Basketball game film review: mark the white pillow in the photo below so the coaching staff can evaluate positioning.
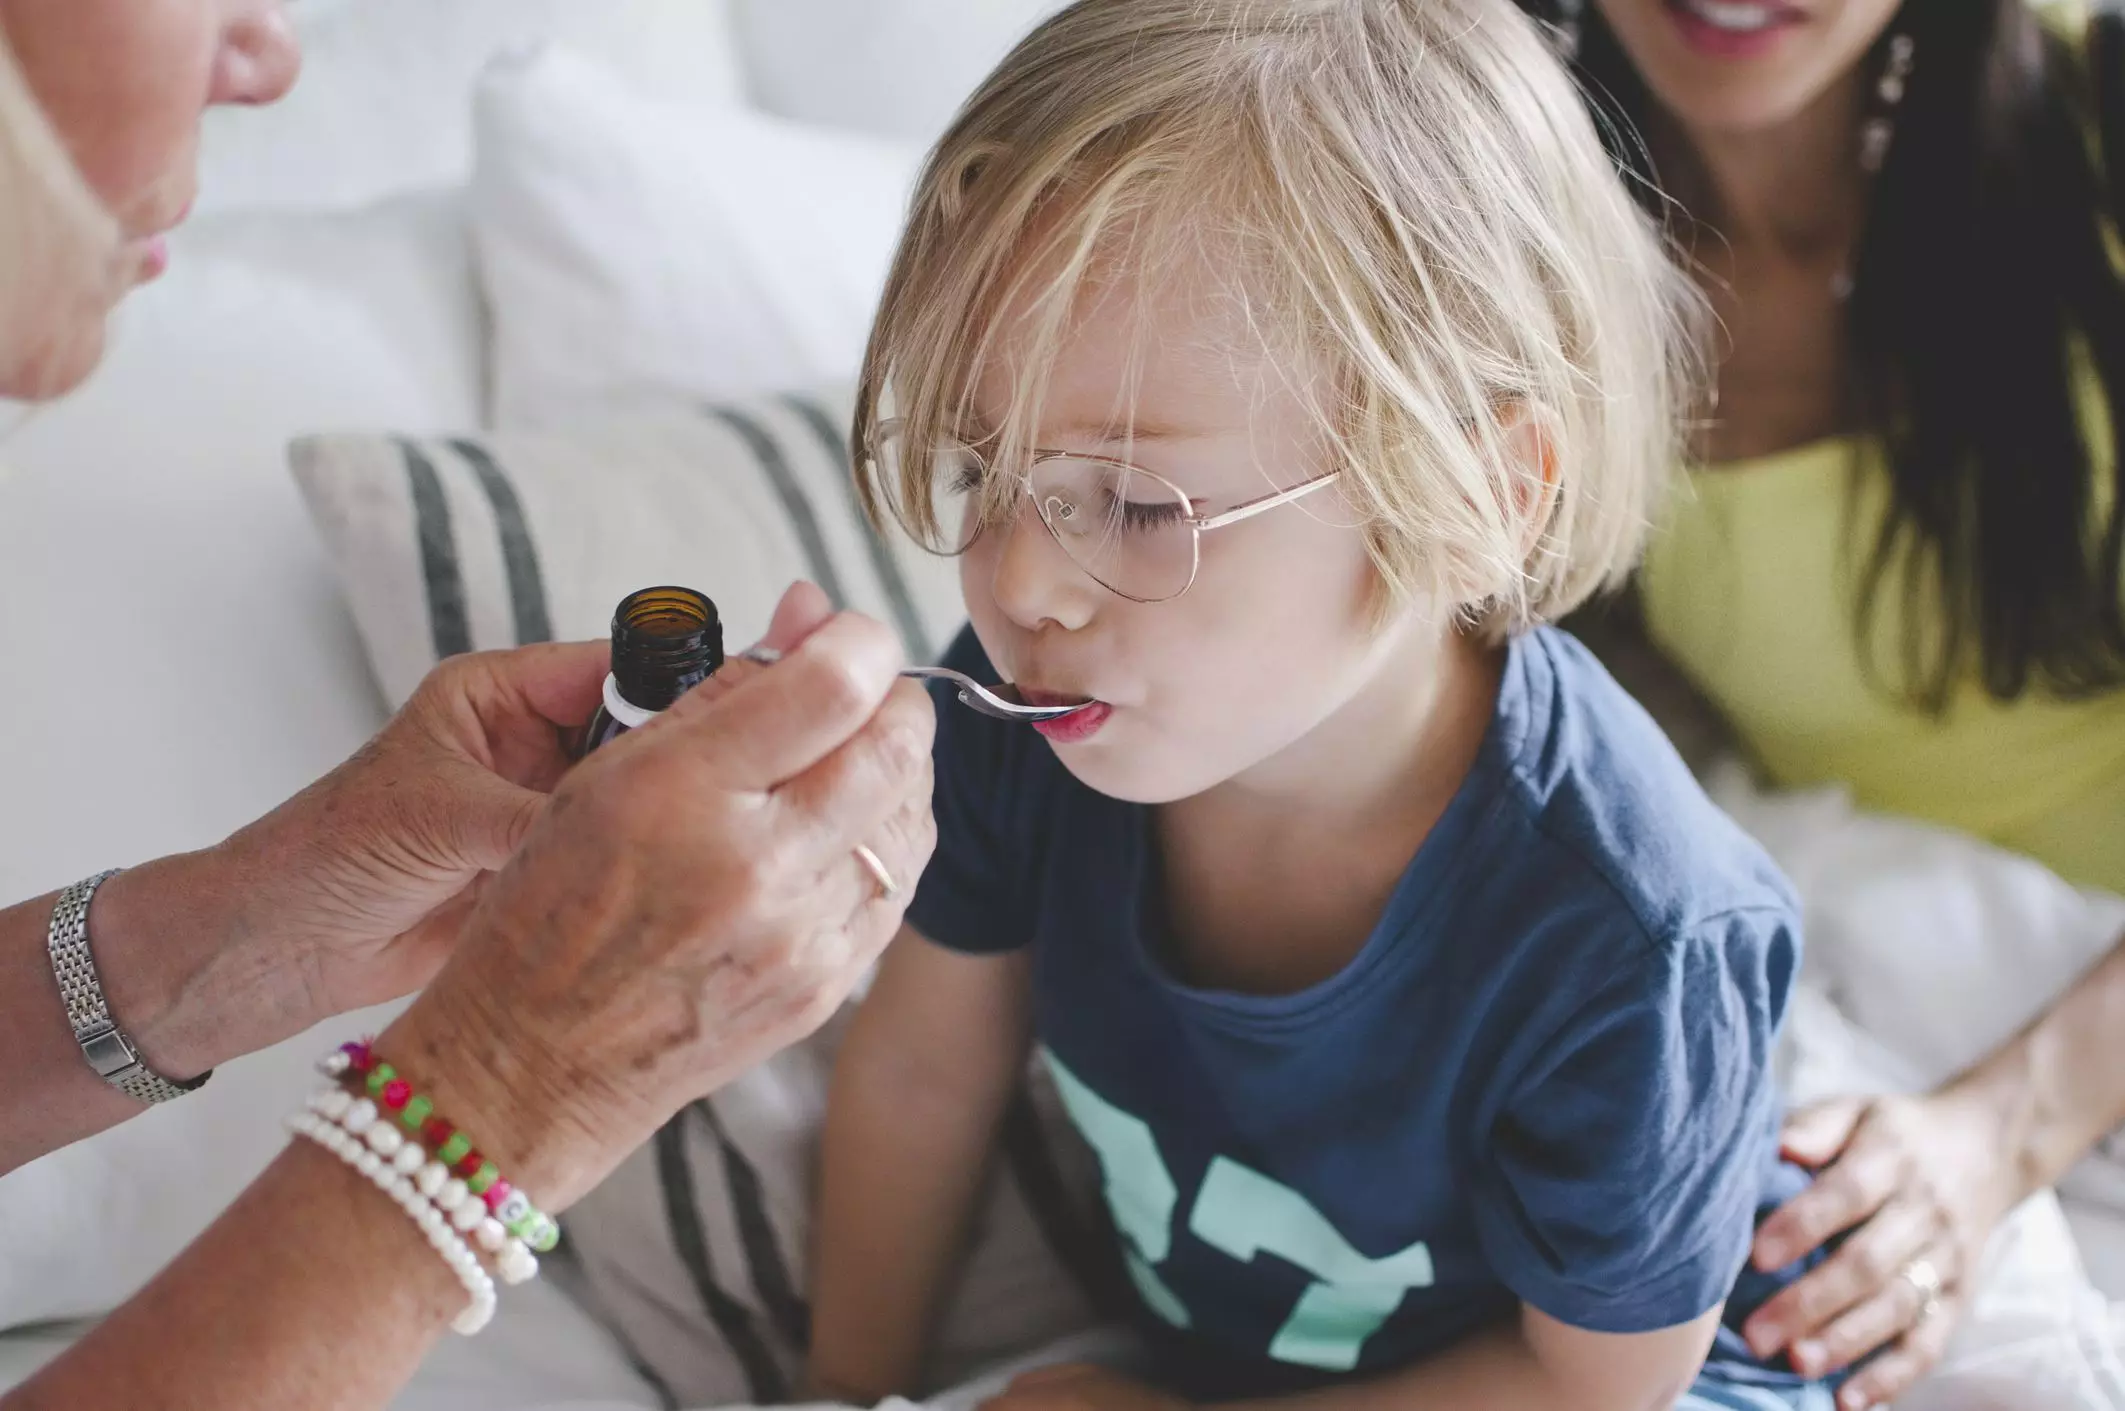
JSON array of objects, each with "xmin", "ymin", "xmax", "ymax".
[
  {"xmin": 730, "ymin": 0, "xmax": 1066, "ymax": 143},
  {"xmin": 199, "ymin": 0, "xmax": 744, "ymax": 213},
  {"xmin": 0, "ymin": 191, "xmax": 483, "ymax": 1330},
  {"xmin": 290, "ymin": 391, "xmax": 966, "ymax": 710},
  {"xmin": 470, "ymin": 45, "xmax": 925, "ymax": 429}
]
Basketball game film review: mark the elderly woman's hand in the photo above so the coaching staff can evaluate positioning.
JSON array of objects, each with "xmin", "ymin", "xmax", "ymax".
[
  {"xmin": 1743, "ymin": 1085, "xmax": 2027, "ymax": 1411},
  {"xmin": 374, "ymin": 593, "xmax": 935, "ymax": 1205},
  {"xmin": 201, "ymin": 637, "xmax": 609, "ymax": 1042}
]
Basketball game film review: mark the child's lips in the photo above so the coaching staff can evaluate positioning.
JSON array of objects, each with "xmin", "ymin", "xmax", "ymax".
[
  {"xmin": 1017, "ymin": 686, "xmax": 1112, "ymax": 742},
  {"xmin": 1031, "ymin": 700, "xmax": 1112, "ymax": 743}
]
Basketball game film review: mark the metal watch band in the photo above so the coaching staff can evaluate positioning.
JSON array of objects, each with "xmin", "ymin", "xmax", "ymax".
[{"xmin": 47, "ymin": 870, "xmax": 211, "ymax": 1105}]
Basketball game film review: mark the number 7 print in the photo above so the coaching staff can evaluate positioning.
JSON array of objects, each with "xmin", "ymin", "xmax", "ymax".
[{"xmin": 1046, "ymin": 1053, "xmax": 1435, "ymax": 1371}]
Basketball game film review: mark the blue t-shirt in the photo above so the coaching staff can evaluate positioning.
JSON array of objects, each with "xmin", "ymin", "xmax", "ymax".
[{"xmin": 907, "ymin": 625, "xmax": 1815, "ymax": 1397}]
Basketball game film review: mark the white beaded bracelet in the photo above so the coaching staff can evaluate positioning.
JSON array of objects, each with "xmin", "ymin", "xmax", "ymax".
[
  {"xmin": 308, "ymin": 1087, "xmax": 541, "ymax": 1287},
  {"xmin": 286, "ymin": 1110, "xmax": 499, "ymax": 1335}
]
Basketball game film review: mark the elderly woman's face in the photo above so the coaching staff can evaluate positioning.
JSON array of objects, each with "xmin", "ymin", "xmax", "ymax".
[
  {"xmin": 1, "ymin": 0, "xmax": 300, "ymax": 284},
  {"xmin": 1592, "ymin": 0, "xmax": 1903, "ymax": 135}
]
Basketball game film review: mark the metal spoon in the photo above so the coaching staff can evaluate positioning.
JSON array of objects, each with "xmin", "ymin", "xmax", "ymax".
[{"xmin": 738, "ymin": 646, "xmax": 1095, "ymax": 722}]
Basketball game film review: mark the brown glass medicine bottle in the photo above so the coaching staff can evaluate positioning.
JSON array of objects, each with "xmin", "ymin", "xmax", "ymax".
[{"xmin": 578, "ymin": 586, "xmax": 724, "ymax": 758}]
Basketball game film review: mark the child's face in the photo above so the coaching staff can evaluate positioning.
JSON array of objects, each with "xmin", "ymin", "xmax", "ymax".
[{"xmin": 958, "ymin": 250, "xmax": 1456, "ymax": 805}]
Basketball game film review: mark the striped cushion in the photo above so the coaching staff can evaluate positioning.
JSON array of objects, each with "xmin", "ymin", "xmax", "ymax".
[
  {"xmin": 290, "ymin": 388, "xmax": 966, "ymax": 708},
  {"xmin": 551, "ymin": 1012, "xmax": 1111, "ymax": 1409}
]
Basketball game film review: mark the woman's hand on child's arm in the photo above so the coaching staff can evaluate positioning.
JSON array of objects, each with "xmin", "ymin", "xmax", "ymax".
[
  {"xmin": 806, "ymin": 926, "xmax": 1036, "ymax": 1405},
  {"xmin": 977, "ymin": 1305, "xmax": 1720, "ymax": 1411},
  {"xmin": 1745, "ymin": 933, "xmax": 2125, "ymax": 1409}
]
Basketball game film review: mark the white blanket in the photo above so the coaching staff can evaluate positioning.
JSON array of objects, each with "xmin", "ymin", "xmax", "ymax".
[{"xmin": 1714, "ymin": 767, "xmax": 2125, "ymax": 1410}]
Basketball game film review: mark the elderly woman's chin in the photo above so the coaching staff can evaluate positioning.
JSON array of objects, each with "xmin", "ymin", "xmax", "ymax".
[{"xmin": 2, "ymin": 309, "xmax": 109, "ymax": 402}]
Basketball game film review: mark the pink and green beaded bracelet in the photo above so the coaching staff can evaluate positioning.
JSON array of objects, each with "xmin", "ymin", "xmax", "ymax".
[{"xmin": 319, "ymin": 1040, "xmax": 561, "ymax": 1256}]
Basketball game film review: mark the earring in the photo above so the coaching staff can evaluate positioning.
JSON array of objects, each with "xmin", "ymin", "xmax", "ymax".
[
  {"xmin": 1837, "ymin": 28, "xmax": 1915, "ymax": 301},
  {"xmin": 1859, "ymin": 31, "xmax": 1917, "ymax": 174},
  {"xmin": 1552, "ymin": 0, "xmax": 1584, "ymax": 61}
]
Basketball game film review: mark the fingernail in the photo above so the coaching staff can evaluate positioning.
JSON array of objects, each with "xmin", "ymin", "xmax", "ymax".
[
  {"xmin": 1746, "ymin": 1324, "xmax": 1781, "ymax": 1359},
  {"xmin": 1792, "ymin": 1340, "xmax": 1825, "ymax": 1375},
  {"xmin": 1840, "ymin": 1389, "xmax": 1869, "ymax": 1411}
]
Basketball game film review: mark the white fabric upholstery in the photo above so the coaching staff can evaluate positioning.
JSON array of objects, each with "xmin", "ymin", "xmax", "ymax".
[
  {"xmin": 729, "ymin": 0, "xmax": 1063, "ymax": 142},
  {"xmin": 290, "ymin": 389, "xmax": 965, "ymax": 708},
  {"xmin": 199, "ymin": 0, "xmax": 744, "ymax": 213},
  {"xmin": 471, "ymin": 45, "xmax": 924, "ymax": 428}
]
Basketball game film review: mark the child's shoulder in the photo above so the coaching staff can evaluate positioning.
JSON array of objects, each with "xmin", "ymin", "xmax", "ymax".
[{"xmin": 1495, "ymin": 627, "xmax": 1799, "ymax": 953}]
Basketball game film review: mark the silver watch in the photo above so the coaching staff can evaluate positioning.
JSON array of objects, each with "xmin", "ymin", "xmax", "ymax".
[{"xmin": 46, "ymin": 870, "xmax": 211, "ymax": 1105}]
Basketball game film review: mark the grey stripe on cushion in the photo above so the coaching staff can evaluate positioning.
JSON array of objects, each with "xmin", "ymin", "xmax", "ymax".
[
  {"xmin": 705, "ymin": 404, "xmax": 849, "ymax": 610},
  {"xmin": 447, "ymin": 438, "xmax": 554, "ymax": 646},
  {"xmin": 540, "ymin": 1239, "xmax": 682, "ymax": 1411},
  {"xmin": 398, "ymin": 439, "xmax": 473, "ymax": 660},
  {"xmin": 653, "ymin": 1120, "xmax": 789, "ymax": 1403},
  {"xmin": 700, "ymin": 1101, "xmax": 810, "ymax": 1352},
  {"xmin": 781, "ymin": 392, "xmax": 933, "ymax": 663}
]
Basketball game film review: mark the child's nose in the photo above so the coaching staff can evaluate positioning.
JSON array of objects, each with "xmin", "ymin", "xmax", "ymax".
[{"xmin": 987, "ymin": 505, "xmax": 1100, "ymax": 633}]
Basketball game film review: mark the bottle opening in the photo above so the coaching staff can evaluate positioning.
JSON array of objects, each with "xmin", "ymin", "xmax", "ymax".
[{"xmin": 611, "ymin": 586, "xmax": 723, "ymax": 712}]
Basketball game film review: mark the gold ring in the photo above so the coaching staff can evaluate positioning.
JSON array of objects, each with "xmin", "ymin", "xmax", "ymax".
[
  {"xmin": 852, "ymin": 843, "xmax": 899, "ymax": 901},
  {"xmin": 1901, "ymin": 1257, "xmax": 1944, "ymax": 1321}
]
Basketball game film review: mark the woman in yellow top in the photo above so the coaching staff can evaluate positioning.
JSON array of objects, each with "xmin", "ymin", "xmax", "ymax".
[{"xmin": 1522, "ymin": 1, "xmax": 2125, "ymax": 1408}]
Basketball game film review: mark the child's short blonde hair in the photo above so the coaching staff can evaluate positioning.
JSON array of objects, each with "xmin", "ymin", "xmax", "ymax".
[{"xmin": 855, "ymin": 0, "xmax": 1705, "ymax": 634}]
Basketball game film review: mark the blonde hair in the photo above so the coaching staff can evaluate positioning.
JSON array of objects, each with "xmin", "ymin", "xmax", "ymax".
[
  {"xmin": 855, "ymin": 0, "xmax": 1706, "ymax": 634},
  {"xmin": 0, "ymin": 33, "xmax": 125, "ymax": 403}
]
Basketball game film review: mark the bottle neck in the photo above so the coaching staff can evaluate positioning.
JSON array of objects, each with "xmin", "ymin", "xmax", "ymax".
[{"xmin": 601, "ymin": 674, "xmax": 662, "ymax": 730}]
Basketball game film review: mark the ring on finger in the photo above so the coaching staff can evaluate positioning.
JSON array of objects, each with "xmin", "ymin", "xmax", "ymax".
[
  {"xmin": 1899, "ymin": 1256, "xmax": 1944, "ymax": 1322},
  {"xmin": 852, "ymin": 842, "xmax": 899, "ymax": 901}
]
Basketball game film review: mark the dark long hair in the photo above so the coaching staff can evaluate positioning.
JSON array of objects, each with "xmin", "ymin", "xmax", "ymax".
[{"xmin": 1522, "ymin": 0, "xmax": 2125, "ymax": 708}]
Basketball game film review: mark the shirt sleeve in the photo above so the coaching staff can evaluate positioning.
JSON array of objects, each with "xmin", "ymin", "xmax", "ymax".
[
  {"xmin": 1469, "ymin": 907, "xmax": 1799, "ymax": 1334},
  {"xmin": 903, "ymin": 626, "xmax": 1042, "ymax": 955}
]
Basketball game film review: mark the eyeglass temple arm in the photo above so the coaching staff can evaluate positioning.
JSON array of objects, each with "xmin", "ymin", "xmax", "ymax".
[{"xmin": 1190, "ymin": 472, "xmax": 1342, "ymax": 531}]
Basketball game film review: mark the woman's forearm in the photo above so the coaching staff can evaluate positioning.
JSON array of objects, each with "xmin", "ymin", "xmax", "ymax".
[
  {"xmin": 2, "ymin": 1141, "xmax": 460, "ymax": 1411},
  {"xmin": 1963, "ymin": 929, "xmax": 2125, "ymax": 1198},
  {"xmin": 0, "ymin": 847, "xmax": 308, "ymax": 1174}
]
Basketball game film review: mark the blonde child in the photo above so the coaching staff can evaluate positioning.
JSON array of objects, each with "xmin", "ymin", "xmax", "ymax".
[{"xmin": 812, "ymin": 1, "xmax": 1830, "ymax": 1407}]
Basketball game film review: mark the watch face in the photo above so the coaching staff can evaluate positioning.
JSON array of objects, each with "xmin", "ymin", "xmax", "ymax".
[{"xmin": 81, "ymin": 1025, "xmax": 140, "ymax": 1079}]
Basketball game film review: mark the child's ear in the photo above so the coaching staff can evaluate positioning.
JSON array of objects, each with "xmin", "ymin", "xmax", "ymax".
[{"xmin": 1492, "ymin": 401, "xmax": 1560, "ymax": 560}]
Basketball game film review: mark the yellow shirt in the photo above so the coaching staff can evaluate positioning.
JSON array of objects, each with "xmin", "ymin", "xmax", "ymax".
[
  {"xmin": 1640, "ymin": 413, "xmax": 2125, "ymax": 894},
  {"xmin": 1641, "ymin": 1, "xmax": 2125, "ymax": 893}
]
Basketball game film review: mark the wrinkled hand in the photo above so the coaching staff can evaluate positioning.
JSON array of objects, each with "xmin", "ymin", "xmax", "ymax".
[
  {"xmin": 1745, "ymin": 1088, "xmax": 2023, "ymax": 1410},
  {"xmin": 212, "ymin": 634, "xmax": 609, "ymax": 1035},
  {"xmin": 977, "ymin": 1365, "xmax": 1191, "ymax": 1411},
  {"xmin": 383, "ymin": 585, "xmax": 936, "ymax": 1205}
]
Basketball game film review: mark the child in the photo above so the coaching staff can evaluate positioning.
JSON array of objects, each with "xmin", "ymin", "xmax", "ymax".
[{"xmin": 812, "ymin": 1, "xmax": 1829, "ymax": 1407}]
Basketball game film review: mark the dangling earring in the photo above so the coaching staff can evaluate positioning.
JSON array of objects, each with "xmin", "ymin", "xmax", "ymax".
[
  {"xmin": 1836, "ymin": 29, "xmax": 1916, "ymax": 301},
  {"xmin": 1859, "ymin": 31, "xmax": 1917, "ymax": 175},
  {"xmin": 1552, "ymin": 0, "xmax": 1584, "ymax": 62}
]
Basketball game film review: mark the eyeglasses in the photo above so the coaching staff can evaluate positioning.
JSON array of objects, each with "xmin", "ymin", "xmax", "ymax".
[{"xmin": 871, "ymin": 418, "xmax": 1342, "ymax": 604}]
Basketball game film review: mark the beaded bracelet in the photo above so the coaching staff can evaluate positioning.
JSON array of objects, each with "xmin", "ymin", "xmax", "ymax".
[
  {"xmin": 287, "ymin": 1107, "xmax": 497, "ymax": 1335},
  {"xmin": 319, "ymin": 1042, "xmax": 558, "ymax": 1269}
]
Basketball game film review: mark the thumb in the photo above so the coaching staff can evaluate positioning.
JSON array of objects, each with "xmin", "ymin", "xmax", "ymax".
[
  {"xmin": 1780, "ymin": 1097, "xmax": 1867, "ymax": 1169},
  {"xmin": 759, "ymin": 580, "xmax": 836, "ymax": 654},
  {"xmin": 643, "ymin": 580, "xmax": 845, "ymax": 722}
]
